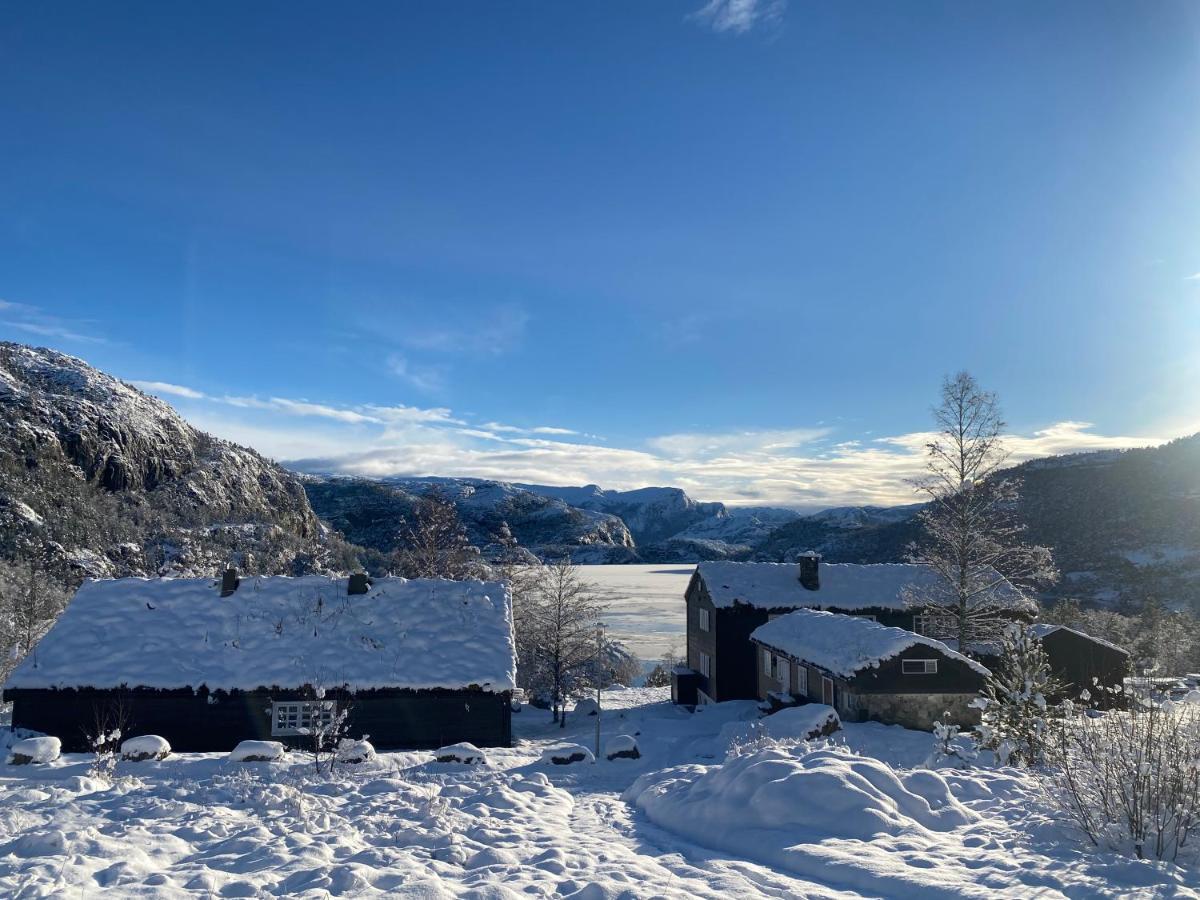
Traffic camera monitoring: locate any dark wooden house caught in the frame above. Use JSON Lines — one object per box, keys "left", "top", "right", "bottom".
{"left": 1030, "top": 623, "right": 1130, "bottom": 704}
{"left": 3, "top": 573, "right": 516, "bottom": 752}
{"left": 676, "top": 556, "right": 1026, "bottom": 704}
{"left": 751, "top": 609, "right": 990, "bottom": 730}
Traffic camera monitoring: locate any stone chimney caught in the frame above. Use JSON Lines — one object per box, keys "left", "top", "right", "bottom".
{"left": 348, "top": 572, "right": 371, "bottom": 595}
{"left": 220, "top": 568, "right": 240, "bottom": 597}
{"left": 798, "top": 552, "right": 821, "bottom": 591}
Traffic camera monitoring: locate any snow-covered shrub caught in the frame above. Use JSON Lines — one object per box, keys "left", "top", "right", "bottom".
{"left": 728, "top": 706, "right": 841, "bottom": 758}
{"left": 120, "top": 735, "right": 171, "bottom": 762}
{"left": 926, "top": 716, "right": 978, "bottom": 768}
{"left": 230, "top": 740, "right": 287, "bottom": 762}
{"left": 1044, "top": 700, "right": 1200, "bottom": 862}
{"left": 974, "top": 624, "right": 1063, "bottom": 766}
{"left": 542, "top": 744, "right": 594, "bottom": 766}
{"left": 434, "top": 742, "right": 487, "bottom": 765}
{"left": 335, "top": 738, "right": 375, "bottom": 764}
{"left": 7, "top": 736, "right": 60, "bottom": 765}
{"left": 603, "top": 734, "right": 640, "bottom": 761}
{"left": 86, "top": 699, "right": 130, "bottom": 781}
{"left": 573, "top": 698, "right": 600, "bottom": 718}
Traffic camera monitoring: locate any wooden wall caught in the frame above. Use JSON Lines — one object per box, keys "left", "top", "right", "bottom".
{"left": 6, "top": 686, "right": 512, "bottom": 753}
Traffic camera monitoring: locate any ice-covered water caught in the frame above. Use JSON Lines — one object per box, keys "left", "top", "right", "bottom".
{"left": 579, "top": 564, "right": 695, "bottom": 663}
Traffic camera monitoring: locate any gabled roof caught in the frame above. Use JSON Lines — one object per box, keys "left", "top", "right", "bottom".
{"left": 5, "top": 575, "right": 515, "bottom": 693}
{"left": 694, "top": 561, "right": 1032, "bottom": 614}
{"left": 1030, "top": 623, "right": 1129, "bottom": 656}
{"left": 751, "top": 609, "right": 991, "bottom": 679}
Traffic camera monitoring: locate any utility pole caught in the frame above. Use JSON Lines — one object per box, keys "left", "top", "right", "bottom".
{"left": 594, "top": 625, "right": 603, "bottom": 761}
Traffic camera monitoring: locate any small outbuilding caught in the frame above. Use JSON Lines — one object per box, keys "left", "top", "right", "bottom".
{"left": 750, "top": 609, "right": 990, "bottom": 731}
{"left": 3, "top": 573, "right": 516, "bottom": 752}
{"left": 1029, "top": 623, "right": 1130, "bottom": 705}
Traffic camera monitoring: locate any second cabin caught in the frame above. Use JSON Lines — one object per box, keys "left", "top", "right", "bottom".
{"left": 751, "top": 609, "right": 991, "bottom": 730}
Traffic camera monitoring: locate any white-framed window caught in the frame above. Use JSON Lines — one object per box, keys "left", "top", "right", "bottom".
{"left": 796, "top": 664, "right": 808, "bottom": 696}
{"left": 699, "top": 607, "right": 711, "bottom": 632}
{"left": 699, "top": 651, "right": 711, "bottom": 679}
{"left": 762, "top": 647, "right": 773, "bottom": 676}
{"left": 902, "top": 659, "right": 938, "bottom": 675}
{"left": 271, "top": 700, "right": 337, "bottom": 736}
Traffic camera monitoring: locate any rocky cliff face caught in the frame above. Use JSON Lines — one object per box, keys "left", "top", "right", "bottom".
{"left": 0, "top": 342, "right": 332, "bottom": 580}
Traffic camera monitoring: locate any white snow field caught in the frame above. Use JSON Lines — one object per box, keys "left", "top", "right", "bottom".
{"left": 1, "top": 688, "right": 1196, "bottom": 898}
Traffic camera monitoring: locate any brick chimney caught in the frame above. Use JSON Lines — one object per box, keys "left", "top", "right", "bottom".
{"left": 798, "top": 552, "right": 821, "bottom": 591}
{"left": 220, "top": 568, "right": 240, "bottom": 597}
{"left": 347, "top": 572, "right": 371, "bottom": 595}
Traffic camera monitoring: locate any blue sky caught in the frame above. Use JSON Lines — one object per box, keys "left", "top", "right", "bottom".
{"left": 2, "top": 1, "right": 1198, "bottom": 508}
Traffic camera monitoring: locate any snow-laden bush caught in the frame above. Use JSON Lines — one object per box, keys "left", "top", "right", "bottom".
{"left": 542, "top": 744, "right": 594, "bottom": 766}
{"left": 434, "top": 742, "right": 487, "bottom": 765}
{"left": 230, "top": 740, "right": 287, "bottom": 762}
{"left": 1044, "top": 699, "right": 1200, "bottom": 862}
{"left": 974, "top": 624, "right": 1063, "bottom": 766}
{"left": 120, "top": 735, "right": 171, "bottom": 762}
{"left": 573, "top": 698, "right": 600, "bottom": 718}
{"left": 7, "top": 736, "right": 60, "bottom": 765}
{"left": 604, "top": 734, "right": 640, "bottom": 761}
{"left": 335, "top": 738, "right": 375, "bottom": 764}
{"left": 927, "top": 717, "right": 978, "bottom": 768}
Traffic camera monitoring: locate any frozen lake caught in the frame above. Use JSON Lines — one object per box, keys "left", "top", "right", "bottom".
{"left": 578, "top": 563, "right": 696, "bottom": 663}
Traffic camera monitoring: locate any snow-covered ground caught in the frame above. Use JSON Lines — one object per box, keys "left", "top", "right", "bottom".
{"left": 1, "top": 689, "right": 1195, "bottom": 898}
{"left": 581, "top": 564, "right": 694, "bottom": 661}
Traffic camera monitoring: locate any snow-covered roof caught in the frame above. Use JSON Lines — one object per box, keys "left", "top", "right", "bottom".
{"left": 5, "top": 575, "right": 515, "bottom": 693}
{"left": 695, "top": 561, "right": 1031, "bottom": 614}
{"left": 1029, "top": 623, "right": 1129, "bottom": 656}
{"left": 751, "top": 609, "right": 991, "bottom": 679}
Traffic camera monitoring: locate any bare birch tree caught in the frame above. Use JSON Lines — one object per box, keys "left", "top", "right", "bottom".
{"left": 0, "top": 557, "right": 70, "bottom": 685}
{"left": 512, "top": 558, "right": 606, "bottom": 727}
{"left": 905, "top": 371, "right": 1057, "bottom": 649}
{"left": 392, "top": 489, "right": 482, "bottom": 580}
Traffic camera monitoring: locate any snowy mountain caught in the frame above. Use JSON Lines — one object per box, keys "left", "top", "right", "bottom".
{"left": 515, "top": 484, "right": 728, "bottom": 545}
{"left": 304, "top": 476, "right": 638, "bottom": 564}
{"left": 0, "top": 342, "right": 337, "bottom": 583}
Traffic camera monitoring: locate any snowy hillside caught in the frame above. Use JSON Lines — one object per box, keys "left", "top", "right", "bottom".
{"left": 0, "top": 343, "right": 334, "bottom": 584}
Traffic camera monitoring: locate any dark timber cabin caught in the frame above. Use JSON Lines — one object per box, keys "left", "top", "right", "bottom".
{"left": 1030, "top": 624, "right": 1131, "bottom": 705}
{"left": 751, "top": 609, "right": 990, "bottom": 730}
{"left": 676, "top": 555, "right": 1030, "bottom": 704}
{"left": 3, "top": 572, "right": 516, "bottom": 752}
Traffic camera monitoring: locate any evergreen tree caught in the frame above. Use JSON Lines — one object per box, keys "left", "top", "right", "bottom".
{"left": 975, "top": 624, "right": 1064, "bottom": 766}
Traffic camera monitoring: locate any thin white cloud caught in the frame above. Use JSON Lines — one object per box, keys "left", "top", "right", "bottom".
{"left": 397, "top": 304, "right": 529, "bottom": 356}
{"left": 690, "top": 0, "right": 785, "bottom": 34}
{"left": 131, "top": 380, "right": 207, "bottom": 400}
{"left": 129, "top": 373, "right": 1171, "bottom": 510}
{"left": 0, "top": 299, "right": 108, "bottom": 345}
{"left": 386, "top": 353, "right": 446, "bottom": 394}
{"left": 1186, "top": 272, "right": 1200, "bottom": 281}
